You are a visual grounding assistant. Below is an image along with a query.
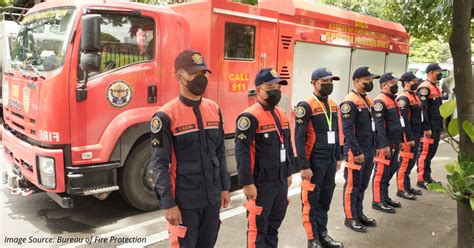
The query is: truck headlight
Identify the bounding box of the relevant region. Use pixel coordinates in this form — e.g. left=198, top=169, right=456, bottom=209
left=38, top=156, right=55, bottom=188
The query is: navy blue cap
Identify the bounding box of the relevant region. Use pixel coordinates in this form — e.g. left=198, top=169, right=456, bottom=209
left=255, top=68, right=288, bottom=87
left=175, top=49, right=211, bottom=74
left=425, top=63, right=444, bottom=73
left=400, top=71, right=422, bottom=82
left=311, top=67, right=340, bottom=81
left=379, top=72, right=400, bottom=84
left=352, top=66, right=380, bottom=80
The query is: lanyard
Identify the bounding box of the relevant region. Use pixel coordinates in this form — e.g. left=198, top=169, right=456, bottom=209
left=313, top=94, right=333, bottom=131
left=258, top=103, right=284, bottom=146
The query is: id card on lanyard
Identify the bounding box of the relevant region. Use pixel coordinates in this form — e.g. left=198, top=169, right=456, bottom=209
left=259, top=104, right=286, bottom=162
left=313, top=95, right=336, bottom=144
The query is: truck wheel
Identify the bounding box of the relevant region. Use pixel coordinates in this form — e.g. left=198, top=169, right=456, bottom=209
left=119, top=139, right=160, bottom=211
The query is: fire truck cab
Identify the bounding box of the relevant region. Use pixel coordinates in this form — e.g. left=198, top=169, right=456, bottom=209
left=2, top=0, right=409, bottom=211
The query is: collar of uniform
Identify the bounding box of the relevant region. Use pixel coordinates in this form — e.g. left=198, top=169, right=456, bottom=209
left=382, top=92, right=396, bottom=100
left=179, top=95, right=202, bottom=107
left=352, top=89, right=366, bottom=97
left=313, top=92, right=328, bottom=102
left=258, top=101, right=274, bottom=111
left=427, top=79, right=438, bottom=85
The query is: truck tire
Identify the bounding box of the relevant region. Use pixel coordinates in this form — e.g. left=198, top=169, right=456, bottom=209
left=118, top=139, right=160, bottom=211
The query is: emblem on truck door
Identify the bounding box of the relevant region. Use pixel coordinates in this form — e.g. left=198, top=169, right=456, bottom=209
left=106, top=80, right=132, bottom=108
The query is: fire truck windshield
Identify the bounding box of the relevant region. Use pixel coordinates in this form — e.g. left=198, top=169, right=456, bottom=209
left=10, top=7, right=75, bottom=74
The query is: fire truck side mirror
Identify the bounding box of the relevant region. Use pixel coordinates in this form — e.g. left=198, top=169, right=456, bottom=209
left=81, top=14, right=101, bottom=53
left=77, top=14, right=101, bottom=102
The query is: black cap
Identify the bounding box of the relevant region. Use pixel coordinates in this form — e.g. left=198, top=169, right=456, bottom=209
left=174, top=49, right=211, bottom=74
left=400, top=71, right=422, bottom=82
left=311, top=67, right=340, bottom=81
left=352, top=66, right=380, bottom=80
left=255, top=68, right=288, bottom=87
left=379, top=72, right=400, bottom=84
left=425, top=63, right=444, bottom=73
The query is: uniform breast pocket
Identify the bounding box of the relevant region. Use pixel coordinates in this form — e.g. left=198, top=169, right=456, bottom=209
left=176, top=160, right=204, bottom=189
left=175, top=133, right=199, bottom=154
left=206, top=128, right=220, bottom=152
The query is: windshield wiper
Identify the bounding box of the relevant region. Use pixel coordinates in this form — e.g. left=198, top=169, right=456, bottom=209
left=24, top=63, right=46, bottom=80
left=12, top=61, right=46, bottom=81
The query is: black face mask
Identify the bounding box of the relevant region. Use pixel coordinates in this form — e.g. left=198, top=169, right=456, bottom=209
left=264, top=89, right=282, bottom=107
left=436, top=73, right=443, bottom=81
left=410, top=82, right=419, bottom=91
left=318, top=83, right=333, bottom=96
left=185, top=75, right=208, bottom=96
left=362, top=81, right=374, bottom=92
left=389, top=84, right=399, bottom=94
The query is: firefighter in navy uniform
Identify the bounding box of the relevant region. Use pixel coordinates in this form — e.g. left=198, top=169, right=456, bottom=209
left=151, top=50, right=231, bottom=248
left=295, top=68, right=344, bottom=248
left=371, top=73, right=408, bottom=214
left=396, top=72, right=424, bottom=199
left=416, top=63, right=445, bottom=189
left=340, top=67, right=378, bottom=233
left=235, top=68, right=294, bottom=248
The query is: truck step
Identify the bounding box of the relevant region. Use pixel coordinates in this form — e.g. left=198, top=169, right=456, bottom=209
left=82, top=185, right=119, bottom=196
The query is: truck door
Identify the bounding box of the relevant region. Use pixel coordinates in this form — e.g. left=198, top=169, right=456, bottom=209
left=217, top=14, right=278, bottom=134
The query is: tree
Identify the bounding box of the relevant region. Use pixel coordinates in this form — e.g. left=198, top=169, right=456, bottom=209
left=409, top=38, right=450, bottom=63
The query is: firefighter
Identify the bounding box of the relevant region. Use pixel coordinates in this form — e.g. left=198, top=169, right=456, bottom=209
left=396, top=72, right=424, bottom=199
left=295, top=68, right=344, bottom=248
left=235, top=68, right=294, bottom=248
left=371, top=73, right=406, bottom=214
left=416, top=63, right=445, bottom=189
left=340, top=67, right=378, bottom=233
left=151, top=50, right=231, bottom=248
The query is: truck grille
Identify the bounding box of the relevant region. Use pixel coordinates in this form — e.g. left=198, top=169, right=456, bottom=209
left=4, top=107, right=37, bottom=137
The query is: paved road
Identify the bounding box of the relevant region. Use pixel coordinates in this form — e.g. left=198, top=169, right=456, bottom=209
left=1, top=141, right=457, bottom=248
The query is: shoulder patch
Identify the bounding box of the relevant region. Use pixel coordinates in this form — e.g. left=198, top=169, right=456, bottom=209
left=398, top=99, right=407, bottom=108
left=419, top=87, right=429, bottom=96
left=237, top=116, right=251, bottom=131
left=151, top=116, right=162, bottom=133
left=341, top=103, right=351, bottom=114
left=295, top=106, right=306, bottom=118
left=374, top=102, right=384, bottom=112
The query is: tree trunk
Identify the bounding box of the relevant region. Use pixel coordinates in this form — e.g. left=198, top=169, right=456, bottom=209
left=457, top=200, right=473, bottom=248
left=449, top=1, right=474, bottom=248
left=449, top=0, right=474, bottom=157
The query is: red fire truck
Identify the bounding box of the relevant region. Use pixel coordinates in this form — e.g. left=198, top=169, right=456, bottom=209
left=2, top=0, right=409, bottom=211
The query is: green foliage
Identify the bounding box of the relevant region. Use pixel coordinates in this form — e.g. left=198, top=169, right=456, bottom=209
left=439, top=99, right=456, bottom=119
left=448, top=118, right=459, bottom=137
left=428, top=155, right=474, bottom=211
left=383, top=0, right=453, bottom=42
left=409, top=38, right=451, bottom=63
left=0, top=0, right=11, bottom=7
left=463, top=121, right=474, bottom=143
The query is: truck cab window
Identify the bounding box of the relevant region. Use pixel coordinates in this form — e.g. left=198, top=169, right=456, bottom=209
left=78, top=14, right=155, bottom=80
left=224, top=22, right=255, bottom=60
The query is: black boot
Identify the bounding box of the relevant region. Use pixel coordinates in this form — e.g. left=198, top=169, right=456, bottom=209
left=359, top=213, right=377, bottom=227
left=408, top=187, right=422, bottom=195
left=428, top=177, right=442, bottom=185
left=344, top=218, right=367, bottom=233
left=417, top=180, right=429, bottom=190
left=386, top=198, right=402, bottom=208
left=372, top=202, right=396, bottom=213
left=397, top=191, right=417, bottom=200
left=308, top=239, right=323, bottom=248
left=319, top=234, right=344, bottom=248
